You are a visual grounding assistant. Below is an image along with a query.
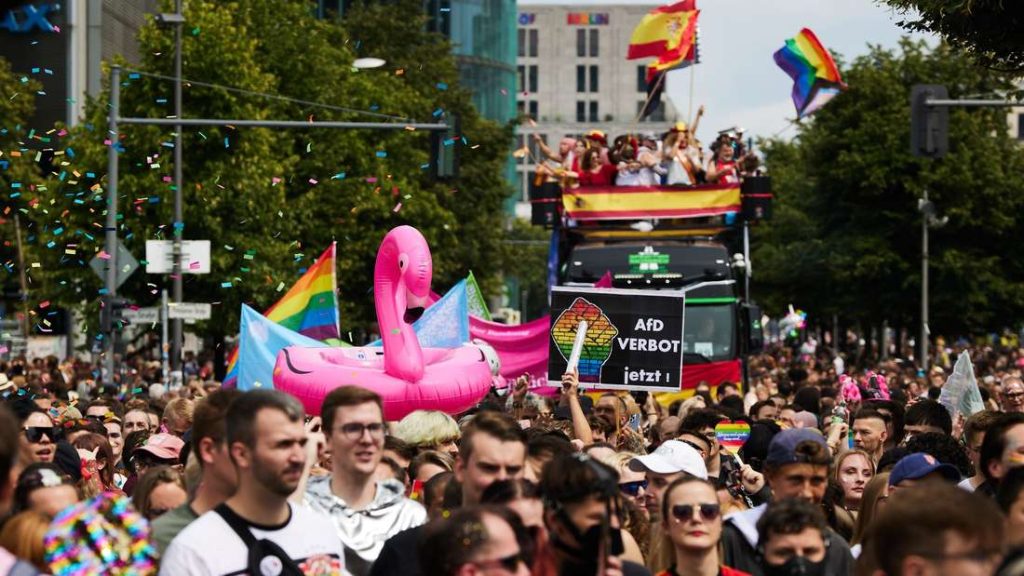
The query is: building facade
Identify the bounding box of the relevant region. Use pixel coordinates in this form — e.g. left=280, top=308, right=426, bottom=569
left=513, top=0, right=684, bottom=216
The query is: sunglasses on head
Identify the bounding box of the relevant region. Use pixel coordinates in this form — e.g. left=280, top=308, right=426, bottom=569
left=671, top=503, right=721, bottom=522
left=475, top=551, right=526, bottom=572
left=619, top=479, right=649, bottom=496
left=23, top=427, right=57, bottom=443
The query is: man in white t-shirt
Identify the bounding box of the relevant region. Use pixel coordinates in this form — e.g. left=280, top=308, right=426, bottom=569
left=160, top=390, right=346, bottom=576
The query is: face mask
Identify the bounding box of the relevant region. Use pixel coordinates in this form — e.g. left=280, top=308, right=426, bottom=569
left=551, top=509, right=625, bottom=561
left=763, top=556, right=827, bottom=576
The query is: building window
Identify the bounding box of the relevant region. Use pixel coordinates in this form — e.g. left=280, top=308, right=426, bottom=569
left=517, top=100, right=526, bottom=116
left=518, top=29, right=526, bottom=58
left=589, top=29, right=599, bottom=57
left=529, top=101, right=538, bottom=119
left=576, top=101, right=586, bottom=123
left=637, top=66, right=648, bottom=92
left=529, top=29, right=539, bottom=57
left=1018, top=113, right=1024, bottom=139
left=517, top=65, right=525, bottom=92
left=589, top=65, right=599, bottom=93
left=576, top=66, right=586, bottom=93
left=589, top=101, right=599, bottom=123
left=576, top=29, right=586, bottom=58
left=528, top=65, right=538, bottom=93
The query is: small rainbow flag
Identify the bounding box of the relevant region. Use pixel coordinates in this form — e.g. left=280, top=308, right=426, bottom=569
left=223, top=244, right=339, bottom=387
left=773, top=28, right=846, bottom=117
left=715, top=421, right=751, bottom=454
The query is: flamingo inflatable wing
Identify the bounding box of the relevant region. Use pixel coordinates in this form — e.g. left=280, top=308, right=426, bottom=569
left=274, top=226, right=493, bottom=420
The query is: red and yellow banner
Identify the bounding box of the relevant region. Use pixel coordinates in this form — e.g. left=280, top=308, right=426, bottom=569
left=562, top=184, right=741, bottom=221
left=627, top=1, right=696, bottom=60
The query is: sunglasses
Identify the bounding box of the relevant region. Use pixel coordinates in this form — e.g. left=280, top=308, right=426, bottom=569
left=23, top=427, right=57, bottom=443
left=619, top=479, right=649, bottom=496
left=671, top=503, right=721, bottom=522
left=475, top=551, right=526, bottom=572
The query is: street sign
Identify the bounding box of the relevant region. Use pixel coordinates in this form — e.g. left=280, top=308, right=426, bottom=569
left=167, top=302, right=212, bottom=321
left=123, top=307, right=160, bottom=324
left=145, top=240, right=211, bottom=274
left=89, top=240, right=139, bottom=290
left=547, top=286, right=685, bottom=392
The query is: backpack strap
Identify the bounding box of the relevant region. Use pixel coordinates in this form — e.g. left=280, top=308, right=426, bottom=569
left=214, top=504, right=304, bottom=576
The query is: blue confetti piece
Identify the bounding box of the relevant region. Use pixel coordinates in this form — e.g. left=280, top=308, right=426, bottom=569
left=436, top=82, right=448, bottom=90
left=375, top=151, right=387, bottom=158
left=332, top=172, right=346, bottom=180
left=432, top=108, right=444, bottom=117
left=221, top=282, right=233, bottom=288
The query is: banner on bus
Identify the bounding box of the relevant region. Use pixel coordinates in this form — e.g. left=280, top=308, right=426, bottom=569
left=561, top=183, right=740, bottom=221
left=548, top=286, right=685, bottom=392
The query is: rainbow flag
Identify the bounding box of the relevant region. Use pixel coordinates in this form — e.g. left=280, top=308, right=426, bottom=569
left=223, top=244, right=339, bottom=387
left=773, top=28, right=845, bottom=117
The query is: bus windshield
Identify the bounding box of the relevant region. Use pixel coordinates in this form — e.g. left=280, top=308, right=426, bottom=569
left=684, top=304, right=735, bottom=363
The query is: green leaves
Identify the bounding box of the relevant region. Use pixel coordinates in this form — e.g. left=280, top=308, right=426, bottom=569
left=755, top=39, right=1024, bottom=334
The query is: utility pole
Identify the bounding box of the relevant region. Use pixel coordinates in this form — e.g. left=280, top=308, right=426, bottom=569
left=920, top=189, right=929, bottom=373
left=158, top=1, right=186, bottom=385
left=103, top=66, right=121, bottom=386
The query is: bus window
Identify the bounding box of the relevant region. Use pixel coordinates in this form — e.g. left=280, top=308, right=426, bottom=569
left=684, top=305, right=734, bottom=363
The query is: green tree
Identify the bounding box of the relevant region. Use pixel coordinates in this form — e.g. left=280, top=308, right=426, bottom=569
left=881, top=0, right=1024, bottom=72
left=25, top=0, right=515, bottom=356
left=754, top=39, right=1024, bottom=341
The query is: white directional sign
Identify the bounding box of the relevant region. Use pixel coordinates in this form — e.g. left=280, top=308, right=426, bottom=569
left=167, top=303, right=212, bottom=321
left=123, top=307, right=160, bottom=324
left=145, top=240, right=211, bottom=274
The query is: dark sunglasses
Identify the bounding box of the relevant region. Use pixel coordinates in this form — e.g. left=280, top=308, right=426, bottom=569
left=671, top=503, right=721, bottom=522
left=476, top=551, right=526, bottom=572
left=23, top=426, right=57, bottom=443
left=619, top=479, right=649, bottom=496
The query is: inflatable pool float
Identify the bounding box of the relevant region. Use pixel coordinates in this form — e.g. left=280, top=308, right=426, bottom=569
left=274, top=226, right=493, bottom=419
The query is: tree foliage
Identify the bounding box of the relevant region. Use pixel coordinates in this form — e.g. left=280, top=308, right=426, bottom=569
left=20, top=0, right=514, bottom=345
left=881, top=0, right=1024, bottom=72
left=753, top=39, right=1024, bottom=336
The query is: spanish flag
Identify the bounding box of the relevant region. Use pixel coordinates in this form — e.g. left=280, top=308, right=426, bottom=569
left=645, top=10, right=699, bottom=83
left=627, top=1, right=697, bottom=60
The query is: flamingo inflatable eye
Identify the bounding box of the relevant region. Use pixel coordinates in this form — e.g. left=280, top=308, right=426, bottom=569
left=398, top=255, right=408, bottom=271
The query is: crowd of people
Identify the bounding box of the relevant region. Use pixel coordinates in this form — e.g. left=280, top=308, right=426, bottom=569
left=0, top=342, right=1023, bottom=574
left=530, top=110, right=761, bottom=193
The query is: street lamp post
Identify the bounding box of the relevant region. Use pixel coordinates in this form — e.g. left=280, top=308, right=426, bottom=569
left=158, top=3, right=185, bottom=386
left=919, top=191, right=947, bottom=373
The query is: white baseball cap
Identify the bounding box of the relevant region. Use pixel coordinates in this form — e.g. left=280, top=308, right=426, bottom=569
left=629, top=440, right=708, bottom=479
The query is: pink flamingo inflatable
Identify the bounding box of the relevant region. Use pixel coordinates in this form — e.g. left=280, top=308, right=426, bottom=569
left=273, top=226, right=493, bottom=419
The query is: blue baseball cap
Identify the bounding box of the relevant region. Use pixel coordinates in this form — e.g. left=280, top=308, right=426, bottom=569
left=889, top=452, right=960, bottom=487
left=765, top=428, right=830, bottom=467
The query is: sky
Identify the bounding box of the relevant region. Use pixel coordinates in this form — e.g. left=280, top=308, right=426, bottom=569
left=540, top=0, right=935, bottom=143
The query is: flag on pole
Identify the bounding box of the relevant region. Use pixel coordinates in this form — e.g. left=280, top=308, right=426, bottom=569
left=223, top=244, right=339, bottom=387
left=627, top=1, right=697, bottom=60
left=645, top=10, right=699, bottom=83
left=237, top=305, right=329, bottom=391
left=773, top=28, right=846, bottom=117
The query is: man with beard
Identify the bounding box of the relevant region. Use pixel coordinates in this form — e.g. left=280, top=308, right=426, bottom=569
left=302, top=386, right=425, bottom=576
left=160, top=390, right=346, bottom=575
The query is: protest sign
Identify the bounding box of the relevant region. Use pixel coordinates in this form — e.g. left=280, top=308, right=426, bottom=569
left=548, top=287, right=685, bottom=392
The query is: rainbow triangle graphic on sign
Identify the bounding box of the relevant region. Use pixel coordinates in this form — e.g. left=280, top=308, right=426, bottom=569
left=552, top=297, right=618, bottom=383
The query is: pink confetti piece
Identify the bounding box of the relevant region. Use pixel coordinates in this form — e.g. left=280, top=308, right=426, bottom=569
left=97, top=251, right=111, bottom=260
left=189, top=261, right=200, bottom=270
left=308, top=178, right=318, bottom=185
left=393, top=202, right=402, bottom=213
left=365, top=177, right=378, bottom=183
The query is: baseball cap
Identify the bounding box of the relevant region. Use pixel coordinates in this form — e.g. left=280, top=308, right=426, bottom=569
left=889, top=452, right=960, bottom=487
left=133, top=433, right=184, bottom=461
left=629, top=440, right=708, bottom=479
left=765, top=428, right=830, bottom=467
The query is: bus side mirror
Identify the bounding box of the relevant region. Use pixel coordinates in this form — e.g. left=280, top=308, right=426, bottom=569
left=741, top=302, right=764, bottom=354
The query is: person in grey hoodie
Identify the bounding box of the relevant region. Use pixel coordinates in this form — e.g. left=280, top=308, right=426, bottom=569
left=720, top=428, right=853, bottom=576
left=300, top=386, right=426, bottom=576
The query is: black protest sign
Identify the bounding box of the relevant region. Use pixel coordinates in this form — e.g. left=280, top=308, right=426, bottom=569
left=548, top=287, right=685, bottom=392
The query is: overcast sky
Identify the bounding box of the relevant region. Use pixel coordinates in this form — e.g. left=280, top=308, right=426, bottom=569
left=607, top=0, right=935, bottom=144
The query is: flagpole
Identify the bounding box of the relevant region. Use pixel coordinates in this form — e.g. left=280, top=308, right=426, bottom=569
left=688, top=63, right=695, bottom=122
left=632, top=69, right=669, bottom=126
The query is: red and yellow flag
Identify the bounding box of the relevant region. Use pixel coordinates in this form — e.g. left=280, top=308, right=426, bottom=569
left=627, top=1, right=697, bottom=60
left=646, top=10, right=699, bottom=82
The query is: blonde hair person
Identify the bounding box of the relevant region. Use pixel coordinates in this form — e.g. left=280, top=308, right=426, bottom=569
left=851, top=471, right=890, bottom=547
left=834, top=449, right=875, bottom=516
left=0, top=510, right=49, bottom=571
left=391, top=410, right=460, bottom=456
left=655, top=476, right=744, bottom=576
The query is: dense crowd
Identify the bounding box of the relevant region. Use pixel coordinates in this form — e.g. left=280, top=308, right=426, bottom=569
left=0, top=342, right=1023, bottom=575
left=530, top=112, right=762, bottom=193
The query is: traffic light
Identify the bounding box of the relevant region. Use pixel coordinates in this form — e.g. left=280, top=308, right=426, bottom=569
left=430, top=114, right=460, bottom=181
left=910, top=84, right=949, bottom=158
left=100, top=296, right=132, bottom=333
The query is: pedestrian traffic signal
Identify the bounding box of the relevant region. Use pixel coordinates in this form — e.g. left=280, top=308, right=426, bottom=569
left=100, top=296, right=132, bottom=333
left=910, top=84, right=949, bottom=158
